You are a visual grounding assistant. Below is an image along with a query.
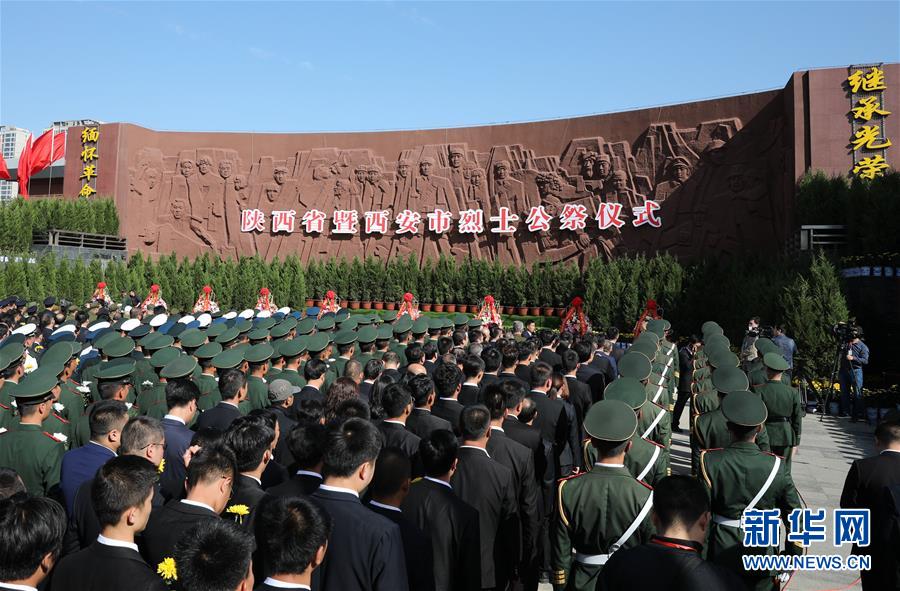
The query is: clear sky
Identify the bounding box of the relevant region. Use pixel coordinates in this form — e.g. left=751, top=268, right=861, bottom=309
left=2, top=1, right=898, bottom=135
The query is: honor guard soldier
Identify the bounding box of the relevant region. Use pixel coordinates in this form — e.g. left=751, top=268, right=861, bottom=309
left=277, top=338, right=308, bottom=388
left=700, top=390, right=803, bottom=591
left=193, top=341, right=224, bottom=411
left=552, top=400, right=655, bottom=590
left=618, top=352, right=670, bottom=448
left=752, top=353, right=802, bottom=471
left=244, top=343, right=274, bottom=411
left=0, top=367, right=66, bottom=497
left=0, top=343, right=27, bottom=430
left=73, top=359, right=137, bottom=447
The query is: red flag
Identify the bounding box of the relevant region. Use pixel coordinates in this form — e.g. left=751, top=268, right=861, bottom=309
left=17, top=134, right=33, bottom=198
left=29, top=130, right=55, bottom=175
left=51, top=131, right=66, bottom=162
left=0, top=153, right=9, bottom=181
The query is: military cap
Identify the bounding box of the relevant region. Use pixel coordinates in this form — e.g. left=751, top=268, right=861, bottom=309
left=130, top=324, right=151, bottom=339
left=238, top=309, right=254, bottom=320
left=268, top=379, right=302, bottom=403
left=584, top=400, right=638, bottom=442
left=306, top=333, right=330, bottom=354
left=721, top=390, right=768, bottom=427
left=277, top=338, right=307, bottom=358
left=196, top=313, right=213, bottom=328
left=149, top=314, right=168, bottom=328
left=452, top=313, right=468, bottom=327
left=334, top=310, right=350, bottom=323
left=317, top=317, right=336, bottom=331
left=39, top=341, right=78, bottom=367
left=701, top=321, right=722, bottom=334
left=0, top=343, right=26, bottom=371
left=629, top=340, right=658, bottom=360
left=178, top=329, right=207, bottom=349
left=96, top=358, right=136, bottom=381
left=382, top=311, right=398, bottom=323
left=646, top=319, right=667, bottom=337
left=235, top=319, right=253, bottom=334
left=467, top=318, right=483, bottom=329
left=244, top=343, right=274, bottom=364
left=334, top=330, right=358, bottom=346
left=25, top=304, right=37, bottom=316
left=355, top=315, right=373, bottom=327
left=255, top=318, right=277, bottom=331
left=762, top=352, right=790, bottom=372
left=712, top=366, right=750, bottom=393
left=159, top=320, right=178, bottom=335
left=634, top=331, right=660, bottom=345
left=161, top=355, right=198, bottom=380
left=296, top=318, right=316, bottom=335
left=357, top=326, right=378, bottom=344
left=194, top=342, right=223, bottom=360
left=428, top=318, right=444, bottom=332
left=206, top=323, right=227, bottom=339
left=246, top=328, right=270, bottom=341
left=215, top=326, right=240, bottom=345
left=212, top=348, right=244, bottom=370
left=603, top=377, right=647, bottom=410
left=150, top=346, right=181, bottom=369
left=393, top=316, right=413, bottom=334
left=43, top=296, right=56, bottom=308
left=270, top=322, right=293, bottom=340
left=12, top=368, right=58, bottom=404
left=305, top=307, right=320, bottom=318
left=755, top=338, right=778, bottom=356
left=102, top=336, right=135, bottom=359
left=704, top=333, right=731, bottom=350
left=140, top=332, right=175, bottom=352
left=376, top=324, right=393, bottom=340
left=42, top=362, right=66, bottom=378
left=120, top=318, right=141, bottom=333
left=618, top=352, right=652, bottom=380
left=93, top=331, right=119, bottom=351
left=442, top=318, right=455, bottom=330
left=704, top=325, right=725, bottom=337
left=708, top=349, right=739, bottom=369
left=412, top=318, right=429, bottom=335
left=2, top=333, right=26, bottom=346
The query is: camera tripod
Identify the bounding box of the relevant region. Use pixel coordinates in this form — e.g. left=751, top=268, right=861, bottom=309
left=820, top=340, right=857, bottom=421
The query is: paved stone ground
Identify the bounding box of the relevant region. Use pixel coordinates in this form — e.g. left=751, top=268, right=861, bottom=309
left=539, top=409, right=875, bottom=591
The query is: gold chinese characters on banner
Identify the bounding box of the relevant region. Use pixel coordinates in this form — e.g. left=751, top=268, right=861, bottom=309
left=847, top=65, right=891, bottom=180
left=79, top=127, right=100, bottom=197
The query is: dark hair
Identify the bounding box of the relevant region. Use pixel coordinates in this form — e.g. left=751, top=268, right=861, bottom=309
left=529, top=361, right=553, bottom=388
left=875, top=419, right=900, bottom=445
left=321, top=418, right=382, bottom=478
left=190, top=428, right=225, bottom=449
left=382, top=351, right=401, bottom=367
left=332, top=398, right=371, bottom=422
left=420, top=430, right=458, bottom=477
left=165, top=378, right=200, bottom=411
left=652, top=475, right=709, bottom=530
left=500, top=344, right=518, bottom=369
left=304, top=358, right=328, bottom=381
left=370, top=447, right=411, bottom=499
left=97, top=379, right=127, bottom=401
left=324, top=378, right=359, bottom=422
left=119, top=416, right=164, bottom=455
left=481, top=346, right=502, bottom=373
left=224, top=418, right=275, bottom=473
left=561, top=349, right=579, bottom=373
left=186, top=445, right=237, bottom=491
left=452, top=330, right=467, bottom=347
left=605, top=326, right=620, bottom=340
left=500, top=380, right=526, bottom=411
left=423, top=342, right=437, bottom=361
left=174, top=520, right=255, bottom=591
left=573, top=340, right=593, bottom=364
left=405, top=343, right=425, bottom=365
left=482, top=384, right=506, bottom=421
left=519, top=395, right=538, bottom=423
left=459, top=405, right=491, bottom=441
left=336, top=341, right=354, bottom=356
left=461, top=354, right=485, bottom=380
left=287, top=423, right=327, bottom=470
left=343, top=359, right=363, bottom=380
left=407, top=374, right=434, bottom=407
left=257, top=496, right=331, bottom=576
left=726, top=422, right=758, bottom=442
left=538, top=329, right=556, bottom=347
left=364, top=359, right=384, bottom=380
left=295, top=399, right=324, bottom=424
left=433, top=362, right=462, bottom=399
left=0, top=468, right=25, bottom=500
left=369, top=374, right=397, bottom=420
left=381, top=383, right=413, bottom=419
left=88, top=399, right=129, bottom=439
left=218, top=368, right=247, bottom=401
left=0, top=495, right=66, bottom=580
left=92, top=455, right=158, bottom=527
left=517, top=341, right=534, bottom=362
left=437, top=336, right=453, bottom=355
left=591, top=438, right=630, bottom=458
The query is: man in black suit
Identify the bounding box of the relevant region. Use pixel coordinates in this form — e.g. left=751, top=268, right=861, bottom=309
left=432, top=362, right=464, bottom=434
left=268, top=422, right=326, bottom=497
left=0, top=493, right=67, bottom=591
left=537, top=330, right=562, bottom=370
left=402, top=429, right=482, bottom=591
left=293, top=358, right=327, bottom=409
left=267, top=379, right=301, bottom=467
left=573, top=340, right=606, bottom=403
left=406, top=373, right=453, bottom=440
left=141, top=445, right=236, bottom=568
left=459, top=354, right=485, bottom=406
left=840, top=419, right=900, bottom=590
left=174, top=520, right=255, bottom=591
left=450, top=405, right=518, bottom=591
left=222, top=416, right=275, bottom=525
left=255, top=496, right=330, bottom=591
left=590, top=337, right=618, bottom=386
left=160, top=379, right=201, bottom=501
left=499, top=344, right=528, bottom=391
left=479, top=346, right=502, bottom=397
left=501, top=383, right=548, bottom=490
left=561, top=349, right=592, bottom=444
left=527, top=362, right=569, bottom=478
left=514, top=341, right=537, bottom=384
left=195, top=368, right=246, bottom=433
left=483, top=385, right=540, bottom=591
left=311, top=418, right=408, bottom=591
left=49, top=456, right=167, bottom=591
left=381, top=351, right=403, bottom=382
left=360, top=359, right=384, bottom=403
left=368, top=448, right=435, bottom=591
left=377, top=383, right=423, bottom=476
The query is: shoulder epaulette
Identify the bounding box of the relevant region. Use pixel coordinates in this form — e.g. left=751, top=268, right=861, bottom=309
left=42, top=432, right=63, bottom=443
left=636, top=479, right=653, bottom=490
left=644, top=437, right=665, bottom=449
left=557, top=470, right=585, bottom=485
left=53, top=413, right=70, bottom=424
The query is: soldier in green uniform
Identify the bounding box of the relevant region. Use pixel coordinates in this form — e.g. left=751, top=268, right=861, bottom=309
left=244, top=342, right=273, bottom=411
left=0, top=368, right=65, bottom=497
left=136, top=347, right=180, bottom=419
left=748, top=339, right=793, bottom=388
left=700, top=390, right=803, bottom=591
left=693, top=348, right=741, bottom=416
left=752, top=353, right=802, bottom=471
left=355, top=326, right=378, bottom=368
left=73, top=359, right=137, bottom=448
left=618, top=352, right=670, bottom=447
left=390, top=316, right=413, bottom=358
left=330, top=330, right=358, bottom=378
left=594, top=378, right=669, bottom=486
left=40, top=364, right=73, bottom=448
left=157, top=355, right=200, bottom=427
left=305, top=333, right=334, bottom=392
left=88, top=335, right=138, bottom=404
left=194, top=342, right=224, bottom=411
left=0, top=343, right=26, bottom=430
left=278, top=338, right=307, bottom=388
left=553, top=400, right=655, bottom=590
left=42, top=341, right=86, bottom=421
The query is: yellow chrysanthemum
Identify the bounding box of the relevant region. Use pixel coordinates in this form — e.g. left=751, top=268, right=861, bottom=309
left=158, top=458, right=166, bottom=474
left=157, top=557, right=177, bottom=581
left=226, top=504, right=250, bottom=516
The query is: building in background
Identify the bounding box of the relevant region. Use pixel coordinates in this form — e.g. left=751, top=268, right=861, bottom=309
left=0, top=125, right=30, bottom=202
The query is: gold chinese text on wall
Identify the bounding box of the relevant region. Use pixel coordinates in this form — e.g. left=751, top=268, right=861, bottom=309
left=847, top=65, right=891, bottom=180
left=79, top=127, right=99, bottom=197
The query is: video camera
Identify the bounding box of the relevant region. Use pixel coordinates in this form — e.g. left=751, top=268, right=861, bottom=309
left=831, top=319, right=860, bottom=343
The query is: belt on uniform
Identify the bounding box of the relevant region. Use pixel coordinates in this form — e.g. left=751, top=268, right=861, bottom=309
left=765, top=416, right=790, bottom=422
left=574, top=552, right=609, bottom=565
left=712, top=514, right=741, bottom=528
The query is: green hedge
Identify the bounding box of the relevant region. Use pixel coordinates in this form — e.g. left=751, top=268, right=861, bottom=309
left=0, top=197, right=119, bottom=252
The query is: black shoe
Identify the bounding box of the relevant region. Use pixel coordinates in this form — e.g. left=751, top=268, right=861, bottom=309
left=672, top=426, right=684, bottom=434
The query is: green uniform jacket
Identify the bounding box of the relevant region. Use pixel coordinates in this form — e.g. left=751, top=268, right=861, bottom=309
left=0, top=381, right=19, bottom=430
left=692, top=408, right=771, bottom=474
left=246, top=376, right=269, bottom=412
left=583, top=435, right=669, bottom=487
left=700, top=442, right=802, bottom=589
left=693, top=392, right=719, bottom=415
left=134, top=358, right=158, bottom=392
left=278, top=368, right=305, bottom=388
left=137, top=383, right=168, bottom=420
left=58, top=379, right=88, bottom=420
left=552, top=465, right=655, bottom=590
left=753, top=381, right=803, bottom=448
left=43, top=412, right=72, bottom=450
left=0, top=422, right=65, bottom=496
left=195, top=374, right=221, bottom=411
left=637, top=399, right=670, bottom=447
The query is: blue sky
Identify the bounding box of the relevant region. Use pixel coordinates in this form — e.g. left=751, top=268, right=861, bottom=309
left=2, top=1, right=898, bottom=134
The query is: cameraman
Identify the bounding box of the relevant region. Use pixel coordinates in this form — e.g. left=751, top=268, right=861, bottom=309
left=839, top=327, right=870, bottom=421
left=772, top=324, right=798, bottom=379
left=740, top=316, right=761, bottom=371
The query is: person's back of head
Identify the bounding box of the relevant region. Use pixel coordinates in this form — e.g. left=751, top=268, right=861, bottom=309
left=91, top=455, right=158, bottom=530
left=530, top=361, right=553, bottom=389
left=517, top=341, right=534, bottom=363
left=405, top=343, right=425, bottom=366
left=364, top=359, right=384, bottom=381
left=191, top=428, right=225, bottom=449
left=423, top=342, right=437, bottom=362
left=88, top=400, right=129, bottom=443
left=324, top=377, right=359, bottom=421
left=512, top=321, right=524, bottom=335
left=0, top=468, right=25, bottom=500
left=331, top=398, right=371, bottom=423
left=257, top=496, right=331, bottom=579
left=295, top=399, right=324, bottom=424
left=343, top=359, right=363, bottom=383
left=381, top=351, right=401, bottom=369
left=437, top=336, right=453, bottom=356
left=500, top=344, right=518, bottom=370
left=433, top=362, right=462, bottom=399
left=166, top=378, right=200, bottom=412
left=519, top=396, right=538, bottom=424
left=174, top=519, right=255, bottom=591
left=538, top=329, right=556, bottom=348
left=461, top=354, right=485, bottom=381
left=321, top=418, right=382, bottom=484
left=380, top=383, right=413, bottom=420
left=97, top=377, right=129, bottom=401
left=185, top=445, right=237, bottom=512
left=287, top=423, right=327, bottom=471
left=304, top=358, right=328, bottom=382
left=573, top=340, right=593, bottom=364
left=407, top=374, right=435, bottom=409
left=419, top=429, right=458, bottom=479
left=875, top=419, right=900, bottom=449
left=224, top=418, right=275, bottom=475
left=452, top=330, right=467, bottom=347
left=218, top=369, right=247, bottom=402
left=481, top=346, right=502, bottom=373
left=561, top=349, right=579, bottom=373
left=652, top=475, right=710, bottom=540
left=369, top=447, right=411, bottom=501
left=500, top=380, right=526, bottom=413
left=482, top=384, right=506, bottom=422
left=119, top=416, right=165, bottom=459
left=459, top=405, right=491, bottom=442
left=0, top=494, right=66, bottom=585
left=605, top=326, right=620, bottom=342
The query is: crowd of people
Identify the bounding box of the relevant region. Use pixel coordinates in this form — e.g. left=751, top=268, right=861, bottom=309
left=0, top=284, right=897, bottom=591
